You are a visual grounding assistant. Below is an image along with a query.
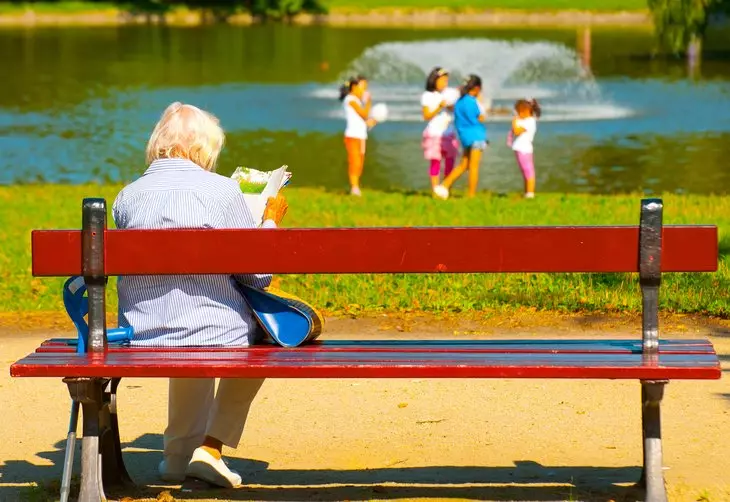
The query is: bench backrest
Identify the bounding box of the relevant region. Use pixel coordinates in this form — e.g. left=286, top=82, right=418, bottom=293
left=30, top=198, right=718, bottom=356
left=32, top=205, right=716, bottom=277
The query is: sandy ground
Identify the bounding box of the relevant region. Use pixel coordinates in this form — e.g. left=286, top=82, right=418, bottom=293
left=0, top=10, right=652, bottom=28
left=0, top=314, right=728, bottom=502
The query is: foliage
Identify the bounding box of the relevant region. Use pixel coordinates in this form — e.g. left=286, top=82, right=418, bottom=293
left=647, top=0, right=730, bottom=54
left=1, top=186, right=728, bottom=317
left=0, top=0, right=650, bottom=11
left=0, top=0, right=327, bottom=17
left=322, top=0, right=647, bottom=10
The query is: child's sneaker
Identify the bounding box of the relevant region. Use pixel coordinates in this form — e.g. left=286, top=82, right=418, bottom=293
left=525, top=192, right=535, bottom=199
left=433, top=185, right=449, bottom=200
left=350, top=186, right=362, bottom=197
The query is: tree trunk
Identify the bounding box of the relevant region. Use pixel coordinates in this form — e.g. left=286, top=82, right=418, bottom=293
left=687, top=34, right=702, bottom=79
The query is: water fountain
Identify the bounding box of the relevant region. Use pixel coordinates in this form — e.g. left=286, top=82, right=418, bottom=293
left=317, top=38, right=633, bottom=123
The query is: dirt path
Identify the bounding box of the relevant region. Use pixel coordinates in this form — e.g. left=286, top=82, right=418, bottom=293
left=0, top=9, right=652, bottom=28
left=1, top=315, right=728, bottom=501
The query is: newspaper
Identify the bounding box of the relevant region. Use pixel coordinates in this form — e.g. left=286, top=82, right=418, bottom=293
left=231, top=165, right=291, bottom=226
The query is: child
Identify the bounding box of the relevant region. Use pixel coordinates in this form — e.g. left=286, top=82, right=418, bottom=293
left=421, top=67, right=459, bottom=190
left=511, top=98, right=541, bottom=198
left=339, top=75, right=376, bottom=196
left=433, top=74, right=487, bottom=200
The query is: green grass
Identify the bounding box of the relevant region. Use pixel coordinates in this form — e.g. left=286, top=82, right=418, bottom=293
left=322, top=0, right=647, bottom=12
left=0, top=2, right=118, bottom=14
left=0, top=0, right=648, bottom=15
left=0, top=185, right=728, bottom=317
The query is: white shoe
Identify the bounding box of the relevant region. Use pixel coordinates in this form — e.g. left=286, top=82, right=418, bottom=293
left=433, top=185, right=449, bottom=200
left=185, top=447, right=242, bottom=488
left=525, top=192, right=535, bottom=199
left=350, top=186, right=362, bottom=196
left=159, top=459, right=186, bottom=483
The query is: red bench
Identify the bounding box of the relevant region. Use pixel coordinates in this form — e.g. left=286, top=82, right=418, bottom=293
left=10, top=198, right=721, bottom=502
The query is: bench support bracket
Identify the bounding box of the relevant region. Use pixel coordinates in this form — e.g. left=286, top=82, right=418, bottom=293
left=64, top=376, right=133, bottom=501
left=640, top=380, right=668, bottom=502
left=65, top=377, right=106, bottom=502
left=82, top=198, right=108, bottom=354
left=101, top=378, right=134, bottom=488
left=639, top=198, right=662, bottom=358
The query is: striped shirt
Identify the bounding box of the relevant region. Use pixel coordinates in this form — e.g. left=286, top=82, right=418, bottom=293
left=112, top=158, right=273, bottom=347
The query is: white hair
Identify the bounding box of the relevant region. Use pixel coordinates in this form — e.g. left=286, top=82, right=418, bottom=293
left=146, top=102, right=225, bottom=171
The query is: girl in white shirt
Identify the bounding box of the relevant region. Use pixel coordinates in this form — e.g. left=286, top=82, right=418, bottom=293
left=511, top=98, right=541, bottom=198
left=339, top=75, right=376, bottom=196
left=420, top=67, right=459, bottom=190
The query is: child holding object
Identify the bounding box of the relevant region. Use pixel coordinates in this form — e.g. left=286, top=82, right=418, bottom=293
left=511, top=98, right=541, bottom=198
left=433, top=74, right=487, bottom=200
left=339, top=75, right=377, bottom=196
left=421, top=67, right=459, bottom=191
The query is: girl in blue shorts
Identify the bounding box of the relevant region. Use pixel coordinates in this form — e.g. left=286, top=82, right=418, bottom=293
left=433, top=74, right=487, bottom=199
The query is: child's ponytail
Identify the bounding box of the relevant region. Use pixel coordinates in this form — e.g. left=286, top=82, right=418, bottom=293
left=338, top=75, right=368, bottom=101
left=460, top=74, right=483, bottom=97
left=425, top=67, right=447, bottom=92
left=529, top=98, right=542, bottom=118
left=339, top=80, right=351, bottom=101
left=515, top=98, right=542, bottom=118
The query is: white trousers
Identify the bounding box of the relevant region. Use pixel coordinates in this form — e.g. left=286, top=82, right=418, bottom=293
left=163, top=378, right=265, bottom=471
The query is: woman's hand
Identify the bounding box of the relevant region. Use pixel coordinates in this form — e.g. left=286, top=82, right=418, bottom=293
left=263, top=194, right=288, bottom=226
left=366, top=118, right=377, bottom=128
left=362, top=91, right=371, bottom=104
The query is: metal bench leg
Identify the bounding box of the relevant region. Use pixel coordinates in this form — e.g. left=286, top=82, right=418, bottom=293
left=65, top=377, right=106, bottom=502
left=640, top=381, right=668, bottom=502
left=637, top=200, right=667, bottom=502
left=59, top=401, right=80, bottom=502
left=100, top=378, right=134, bottom=488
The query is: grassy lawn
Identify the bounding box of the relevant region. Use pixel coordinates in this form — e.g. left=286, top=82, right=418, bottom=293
left=323, top=0, right=648, bottom=12
left=0, top=0, right=648, bottom=14
left=0, top=2, right=118, bottom=14
left=1, top=185, right=727, bottom=317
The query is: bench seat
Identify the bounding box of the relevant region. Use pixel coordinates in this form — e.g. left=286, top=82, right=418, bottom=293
left=34, top=338, right=718, bottom=354
left=12, top=339, right=720, bottom=380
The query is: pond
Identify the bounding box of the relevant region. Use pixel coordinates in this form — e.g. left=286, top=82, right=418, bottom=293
left=1, top=24, right=730, bottom=194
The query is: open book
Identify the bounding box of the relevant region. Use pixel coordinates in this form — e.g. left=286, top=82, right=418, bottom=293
left=231, top=165, right=291, bottom=226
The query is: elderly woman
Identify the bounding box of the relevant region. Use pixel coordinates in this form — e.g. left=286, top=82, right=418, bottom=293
left=112, top=102, right=287, bottom=488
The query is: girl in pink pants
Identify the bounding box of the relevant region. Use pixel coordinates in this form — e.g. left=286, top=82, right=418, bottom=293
left=423, top=134, right=459, bottom=182
left=421, top=67, right=459, bottom=190
left=510, top=98, right=541, bottom=198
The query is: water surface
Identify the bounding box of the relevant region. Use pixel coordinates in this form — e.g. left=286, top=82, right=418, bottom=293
left=1, top=25, right=730, bottom=193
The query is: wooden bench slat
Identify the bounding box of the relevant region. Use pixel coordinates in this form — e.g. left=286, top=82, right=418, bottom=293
left=20, top=352, right=717, bottom=364
left=36, top=338, right=717, bottom=355
left=31, top=226, right=718, bottom=276
left=19, top=352, right=720, bottom=364
left=11, top=349, right=720, bottom=380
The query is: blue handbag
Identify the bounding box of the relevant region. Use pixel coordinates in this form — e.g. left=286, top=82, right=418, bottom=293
left=236, top=282, right=324, bottom=348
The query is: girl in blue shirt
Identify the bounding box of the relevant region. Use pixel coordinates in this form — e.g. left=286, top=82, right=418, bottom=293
left=433, top=74, right=487, bottom=199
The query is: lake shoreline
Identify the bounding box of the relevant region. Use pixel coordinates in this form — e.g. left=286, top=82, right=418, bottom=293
left=0, top=8, right=652, bottom=29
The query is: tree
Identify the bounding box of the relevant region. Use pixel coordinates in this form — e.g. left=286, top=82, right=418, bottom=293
left=647, top=0, right=729, bottom=54
left=0, top=0, right=326, bottom=19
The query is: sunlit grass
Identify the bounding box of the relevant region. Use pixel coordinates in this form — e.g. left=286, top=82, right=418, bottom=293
left=0, top=2, right=118, bottom=14
left=323, top=0, right=647, bottom=11
left=0, top=0, right=648, bottom=15
left=0, top=185, right=727, bottom=316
